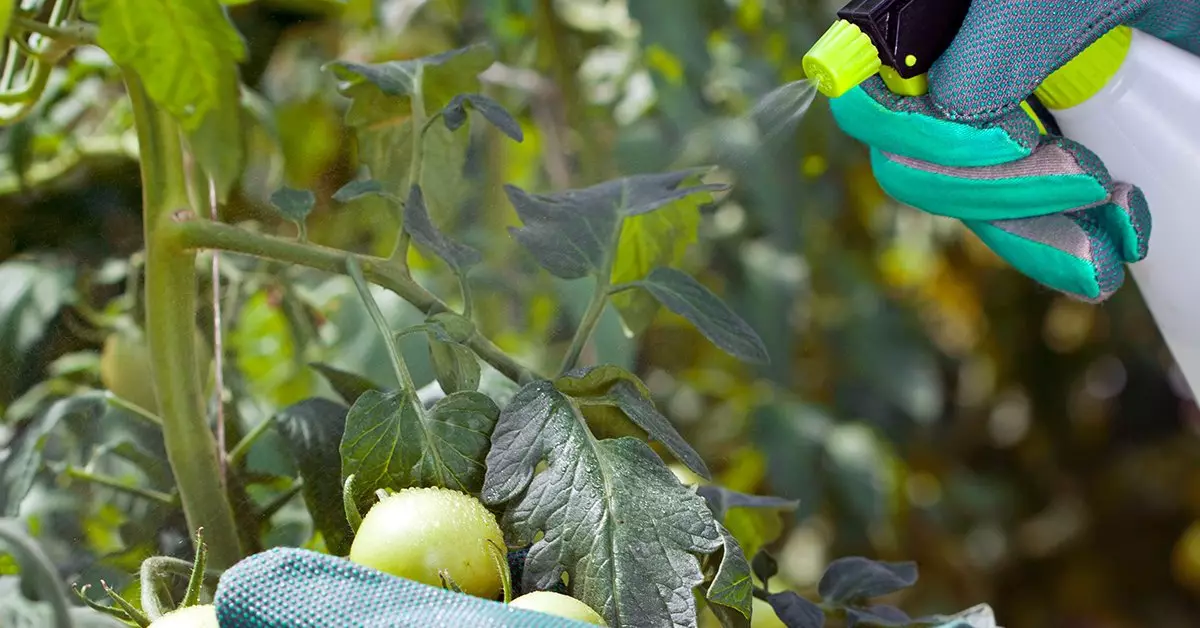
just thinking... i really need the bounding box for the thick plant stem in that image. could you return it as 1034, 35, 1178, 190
126, 72, 242, 568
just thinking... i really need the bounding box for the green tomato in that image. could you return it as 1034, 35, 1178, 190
148, 604, 219, 628
99, 325, 212, 413
509, 591, 607, 625
348, 486, 507, 599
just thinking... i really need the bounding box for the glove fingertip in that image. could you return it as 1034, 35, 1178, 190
965, 216, 1125, 303
1100, 182, 1151, 262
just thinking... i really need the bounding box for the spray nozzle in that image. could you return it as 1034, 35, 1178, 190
803, 0, 971, 98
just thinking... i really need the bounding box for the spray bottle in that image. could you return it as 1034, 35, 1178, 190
802, 0, 1200, 397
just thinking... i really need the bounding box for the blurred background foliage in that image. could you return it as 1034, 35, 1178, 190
2, 0, 1200, 626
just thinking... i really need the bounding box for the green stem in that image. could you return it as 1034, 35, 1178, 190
390, 71, 428, 266
65, 466, 177, 505
103, 391, 163, 428
226, 415, 275, 467
346, 257, 418, 394
558, 275, 610, 376
10, 15, 95, 45
125, 71, 242, 568
167, 219, 536, 384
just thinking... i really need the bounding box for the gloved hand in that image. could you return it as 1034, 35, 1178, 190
210, 547, 994, 627
212, 547, 591, 627
828, 1, 1200, 302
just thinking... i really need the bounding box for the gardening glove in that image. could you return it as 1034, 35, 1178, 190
212, 547, 593, 627
828, 0, 1200, 302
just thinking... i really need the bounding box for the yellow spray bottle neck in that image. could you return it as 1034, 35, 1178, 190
802, 19, 929, 97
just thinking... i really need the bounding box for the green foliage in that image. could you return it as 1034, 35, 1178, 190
274, 399, 353, 555
482, 380, 723, 627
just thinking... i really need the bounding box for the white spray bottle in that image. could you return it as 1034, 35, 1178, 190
1035, 26, 1200, 398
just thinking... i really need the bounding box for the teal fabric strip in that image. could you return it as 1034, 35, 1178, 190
965, 220, 1117, 301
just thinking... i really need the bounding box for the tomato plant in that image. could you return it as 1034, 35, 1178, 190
0, 2, 1005, 628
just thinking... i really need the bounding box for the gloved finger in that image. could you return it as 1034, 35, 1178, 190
962, 184, 1151, 302
928, 0, 1154, 121
869, 137, 1114, 221
829, 77, 1041, 168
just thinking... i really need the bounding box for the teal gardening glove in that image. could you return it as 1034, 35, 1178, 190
826, 1, 1200, 302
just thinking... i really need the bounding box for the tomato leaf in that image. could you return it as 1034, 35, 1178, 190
269, 187, 315, 225
81, 0, 246, 131
701, 522, 753, 627
275, 398, 353, 556
609, 170, 724, 335
696, 485, 798, 561
0, 255, 76, 407
428, 337, 480, 395
556, 365, 709, 481
844, 605, 912, 626
505, 169, 727, 281
817, 557, 918, 605
332, 179, 384, 203
443, 94, 524, 142
0, 394, 105, 515
184, 74, 244, 202
340, 389, 498, 506
633, 267, 769, 364
765, 592, 825, 628
482, 380, 722, 628
403, 184, 481, 272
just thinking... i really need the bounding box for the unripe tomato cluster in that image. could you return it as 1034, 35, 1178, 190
348, 486, 607, 625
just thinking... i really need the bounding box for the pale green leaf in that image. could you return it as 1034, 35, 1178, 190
82, 0, 246, 130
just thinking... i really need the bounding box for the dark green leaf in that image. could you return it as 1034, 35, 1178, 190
310, 363, 385, 405
751, 551, 778, 587
269, 187, 315, 224
426, 312, 475, 343
341, 389, 498, 505
481, 381, 722, 628
326, 44, 495, 128
505, 169, 726, 280
333, 179, 384, 203
766, 592, 824, 628
428, 337, 480, 395
81, 0, 246, 130
554, 365, 708, 479
275, 398, 353, 555
443, 93, 524, 141
702, 523, 752, 627
635, 267, 768, 364
0, 255, 76, 406
0, 394, 105, 515
403, 185, 481, 272
818, 558, 918, 605
697, 485, 798, 563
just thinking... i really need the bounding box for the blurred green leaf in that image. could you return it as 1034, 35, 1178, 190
818, 557, 918, 605
443, 93, 524, 142
332, 179, 384, 203
340, 389, 498, 506
185, 75, 244, 202
765, 592, 824, 628
0, 255, 76, 408
275, 398, 353, 555
0, 394, 105, 516
269, 187, 316, 224
634, 268, 768, 364
81, 0, 246, 130
481, 380, 722, 628
506, 169, 726, 280
697, 485, 797, 561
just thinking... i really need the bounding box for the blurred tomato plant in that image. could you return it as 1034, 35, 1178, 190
0, 0, 1193, 627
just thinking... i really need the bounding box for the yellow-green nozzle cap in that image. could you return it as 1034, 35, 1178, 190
803, 19, 882, 99
1035, 25, 1132, 110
